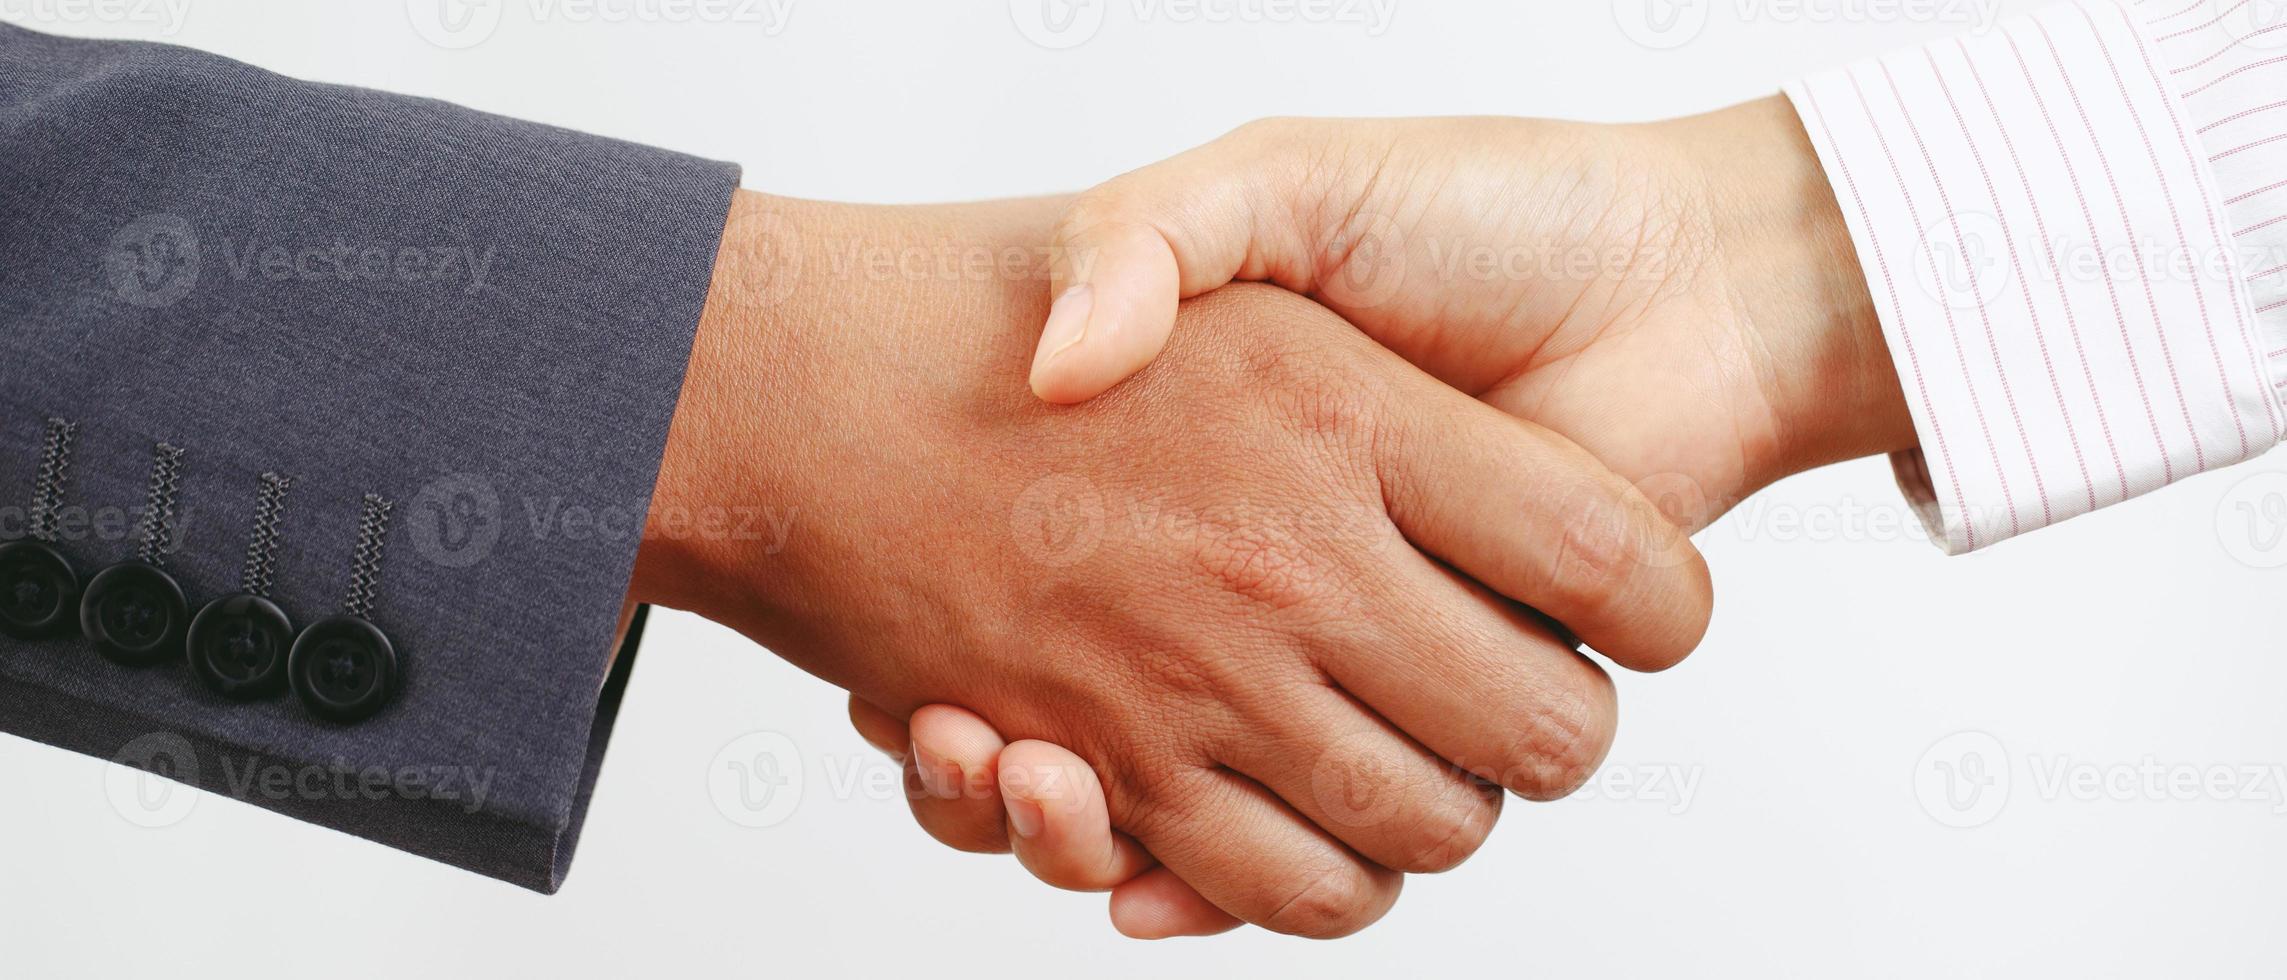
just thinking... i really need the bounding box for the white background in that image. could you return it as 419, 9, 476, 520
7, 0, 2287, 976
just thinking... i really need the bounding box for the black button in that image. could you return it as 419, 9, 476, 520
0, 540, 79, 639
187, 594, 293, 699
80, 561, 189, 666
288, 615, 397, 723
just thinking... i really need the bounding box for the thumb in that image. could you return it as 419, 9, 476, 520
1029, 120, 1330, 404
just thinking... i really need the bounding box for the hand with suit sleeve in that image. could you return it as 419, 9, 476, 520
0, 24, 1711, 922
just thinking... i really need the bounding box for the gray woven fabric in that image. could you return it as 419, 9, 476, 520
0, 24, 738, 892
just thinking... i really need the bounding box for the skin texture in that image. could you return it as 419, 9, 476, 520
629, 192, 1714, 938
887, 97, 1927, 936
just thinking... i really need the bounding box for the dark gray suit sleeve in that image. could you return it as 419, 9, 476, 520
0, 24, 738, 892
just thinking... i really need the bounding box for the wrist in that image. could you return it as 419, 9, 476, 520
631, 189, 809, 618
1673, 95, 1917, 486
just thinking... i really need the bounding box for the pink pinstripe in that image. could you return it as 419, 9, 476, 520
2197, 98, 2287, 135
1948, 39, 2118, 510
2213, 132, 2287, 162
2008, 27, 2180, 486
2038, 18, 2209, 474
1853, 66, 2023, 538
2182, 54, 2287, 98
2153, 0, 2249, 42
2143, 0, 2210, 25
2086, 2, 2262, 461
1801, 85, 1978, 553
1893, 57, 2052, 527
2238, 213, 2287, 235
2169, 24, 2287, 74
2224, 176, 2287, 205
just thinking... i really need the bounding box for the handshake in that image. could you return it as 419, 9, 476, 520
632, 98, 1916, 938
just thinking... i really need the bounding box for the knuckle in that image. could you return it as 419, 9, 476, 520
1539, 483, 1651, 624
1263, 863, 1382, 939
1104, 761, 1210, 845
1395, 789, 1499, 874
1191, 518, 1342, 614
1499, 678, 1618, 801
1251, 341, 1388, 445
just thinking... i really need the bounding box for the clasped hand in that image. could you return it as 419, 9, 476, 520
634, 96, 1915, 939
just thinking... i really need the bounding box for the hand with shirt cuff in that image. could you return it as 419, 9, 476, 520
856, 96, 1920, 938
868, 0, 2287, 937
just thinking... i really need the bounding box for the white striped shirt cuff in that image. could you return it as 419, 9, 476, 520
1786, 0, 2287, 554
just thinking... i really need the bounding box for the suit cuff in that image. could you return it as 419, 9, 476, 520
0, 25, 737, 893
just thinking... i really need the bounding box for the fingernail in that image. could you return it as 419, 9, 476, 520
1006, 795, 1045, 838
913, 742, 960, 800
1036, 283, 1095, 366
